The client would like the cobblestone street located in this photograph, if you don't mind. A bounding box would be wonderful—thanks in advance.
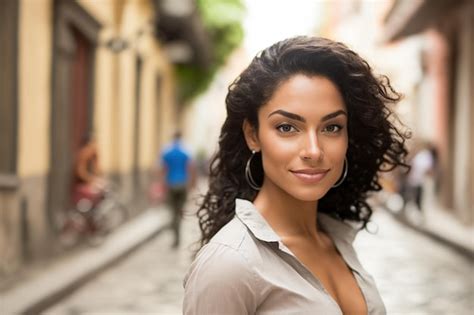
[46,207,473,315]
[355,212,473,314]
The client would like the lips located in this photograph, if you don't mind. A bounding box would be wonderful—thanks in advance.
[290,168,329,184]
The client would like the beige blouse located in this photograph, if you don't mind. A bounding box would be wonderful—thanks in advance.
[183,199,386,315]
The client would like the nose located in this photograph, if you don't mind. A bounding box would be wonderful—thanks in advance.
[300,132,324,161]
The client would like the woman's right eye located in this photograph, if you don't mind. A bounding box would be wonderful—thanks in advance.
[276,124,297,133]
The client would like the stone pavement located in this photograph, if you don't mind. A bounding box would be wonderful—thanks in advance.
[0,206,172,315]
[44,208,473,315]
[378,180,474,259]
[355,210,473,314]
[45,209,200,315]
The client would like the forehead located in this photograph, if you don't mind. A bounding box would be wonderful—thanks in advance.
[260,74,346,117]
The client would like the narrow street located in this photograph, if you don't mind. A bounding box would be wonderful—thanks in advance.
[45,206,200,315]
[3,0,474,314]
[46,206,473,315]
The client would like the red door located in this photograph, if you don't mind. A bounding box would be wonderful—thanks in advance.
[71,28,91,157]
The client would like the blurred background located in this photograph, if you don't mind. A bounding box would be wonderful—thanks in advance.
[0,0,473,314]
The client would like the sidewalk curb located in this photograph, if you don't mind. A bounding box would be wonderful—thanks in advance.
[1,207,171,315]
[382,208,474,260]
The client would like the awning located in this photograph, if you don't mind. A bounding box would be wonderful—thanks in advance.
[382,0,466,42]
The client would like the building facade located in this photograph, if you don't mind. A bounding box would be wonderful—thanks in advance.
[0,0,209,283]
[383,0,474,224]
[319,0,473,228]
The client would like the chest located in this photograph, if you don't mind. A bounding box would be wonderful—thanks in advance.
[285,242,368,314]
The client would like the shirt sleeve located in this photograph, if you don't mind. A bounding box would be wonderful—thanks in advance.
[183,242,259,315]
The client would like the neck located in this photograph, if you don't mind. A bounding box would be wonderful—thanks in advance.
[253,181,319,239]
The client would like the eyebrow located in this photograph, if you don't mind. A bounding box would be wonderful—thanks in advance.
[267,109,347,122]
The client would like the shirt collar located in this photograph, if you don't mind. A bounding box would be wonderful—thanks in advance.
[235,198,358,245]
[235,198,280,243]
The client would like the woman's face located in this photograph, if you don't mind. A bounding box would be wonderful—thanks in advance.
[244,74,348,202]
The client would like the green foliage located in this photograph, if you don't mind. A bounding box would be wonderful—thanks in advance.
[176,0,245,103]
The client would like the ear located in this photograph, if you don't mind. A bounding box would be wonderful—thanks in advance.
[242,120,260,152]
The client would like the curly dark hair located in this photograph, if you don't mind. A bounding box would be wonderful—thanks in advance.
[197,36,409,247]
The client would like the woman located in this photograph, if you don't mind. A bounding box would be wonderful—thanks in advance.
[184,36,408,314]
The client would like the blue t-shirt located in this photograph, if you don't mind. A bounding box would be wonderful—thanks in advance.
[161,141,191,187]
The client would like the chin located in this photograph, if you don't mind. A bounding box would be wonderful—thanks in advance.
[288,187,330,202]
[264,176,332,202]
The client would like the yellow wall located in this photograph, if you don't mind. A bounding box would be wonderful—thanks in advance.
[79,0,116,26]
[16,0,177,178]
[140,57,156,168]
[138,32,177,169]
[4,0,179,276]
[157,62,176,146]
[118,49,136,173]
[115,0,176,173]
[79,0,177,175]
[94,34,116,173]
[118,0,148,174]
[17,0,52,177]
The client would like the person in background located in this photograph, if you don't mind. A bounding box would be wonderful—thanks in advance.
[159,131,196,248]
[73,134,105,207]
[403,141,437,212]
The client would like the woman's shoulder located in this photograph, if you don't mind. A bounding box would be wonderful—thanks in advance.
[187,241,253,278]
[196,216,259,265]
[183,240,262,314]
[184,218,262,285]
[183,239,262,304]
[209,216,248,248]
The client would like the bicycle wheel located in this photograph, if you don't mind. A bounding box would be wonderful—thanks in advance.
[93,198,128,236]
[57,210,86,248]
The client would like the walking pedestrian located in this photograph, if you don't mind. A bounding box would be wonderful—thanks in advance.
[158,131,196,248]
[403,141,437,213]
[183,36,409,314]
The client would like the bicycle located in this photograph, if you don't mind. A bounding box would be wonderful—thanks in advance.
[56,182,129,248]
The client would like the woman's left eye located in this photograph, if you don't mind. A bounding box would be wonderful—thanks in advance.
[323,124,343,133]
[276,124,297,133]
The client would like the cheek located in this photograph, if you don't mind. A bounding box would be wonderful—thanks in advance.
[259,135,296,170]
[327,142,347,160]
[325,132,348,157]
[261,142,286,167]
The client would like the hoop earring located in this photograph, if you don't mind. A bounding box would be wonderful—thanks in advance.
[245,150,261,190]
[332,157,348,188]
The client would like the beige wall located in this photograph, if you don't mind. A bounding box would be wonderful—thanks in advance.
[80,0,177,175]
[80,0,120,175]
[14,0,54,264]
[17,0,53,177]
[94,37,116,173]
[139,38,177,168]
[139,55,160,168]
[1,0,179,278]
[158,62,177,145]
[79,0,116,25]
[453,4,474,223]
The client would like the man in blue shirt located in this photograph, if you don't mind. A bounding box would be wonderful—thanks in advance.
[160,131,196,248]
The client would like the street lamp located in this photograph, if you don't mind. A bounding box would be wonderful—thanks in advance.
[105,37,129,54]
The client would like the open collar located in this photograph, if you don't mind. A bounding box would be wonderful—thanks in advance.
[235,198,281,243]
[235,198,358,246]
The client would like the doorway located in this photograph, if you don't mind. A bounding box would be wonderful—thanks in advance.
[49,0,100,224]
